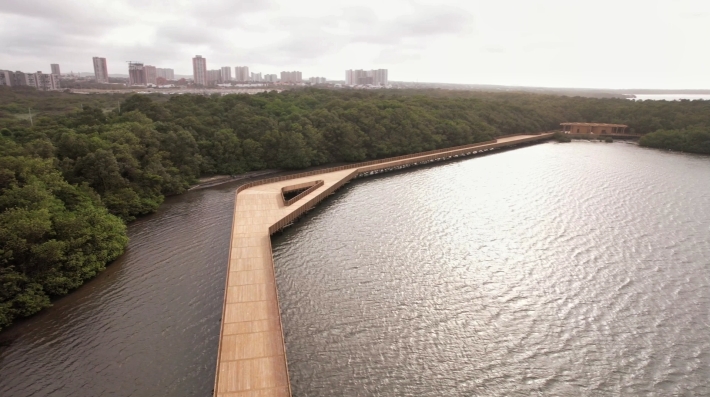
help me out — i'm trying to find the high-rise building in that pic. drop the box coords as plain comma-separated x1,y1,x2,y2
221,67,232,82
357,70,370,85
37,72,60,90
264,74,278,83
372,69,388,86
280,71,302,83
309,77,326,84
1,70,27,87
345,69,388,86
51,64,61,75
234,66,249,82
128,62,147,85
192,55,207,85
0,70,60,90
144,65,157,85
207,69,222,85
93,57,109,83
356,69,366,84
0,70,12,86
345,69,367,85
156,68,175,80
250,72,262,82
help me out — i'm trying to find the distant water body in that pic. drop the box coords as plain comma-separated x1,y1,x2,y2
1,142,708,397
630,94,710,101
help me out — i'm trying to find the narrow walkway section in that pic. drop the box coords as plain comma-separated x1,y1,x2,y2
214,133,553,397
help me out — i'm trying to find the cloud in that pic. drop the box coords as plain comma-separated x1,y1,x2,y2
385,6,473,37
238,4,473,66
375,47,422,64
156,23,225,46
484,47,505,54
2,0,709,88
0,0,128,35
190,0,275,27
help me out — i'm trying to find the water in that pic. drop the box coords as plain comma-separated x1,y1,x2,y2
0,185,239,396
0,142,708,397
630,94,710,101
272,142,710,396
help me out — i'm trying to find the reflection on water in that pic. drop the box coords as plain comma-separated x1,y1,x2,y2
273,142,710,396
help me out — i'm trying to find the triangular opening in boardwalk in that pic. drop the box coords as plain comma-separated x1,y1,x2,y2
281,180,324,206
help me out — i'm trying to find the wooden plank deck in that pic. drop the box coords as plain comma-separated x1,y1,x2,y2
213,133,553,397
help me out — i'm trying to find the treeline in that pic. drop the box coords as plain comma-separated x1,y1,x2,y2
0,86,134,122
2,88,710,330
639,127,710,154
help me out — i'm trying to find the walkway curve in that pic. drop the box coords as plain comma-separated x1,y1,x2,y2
213,133,554,397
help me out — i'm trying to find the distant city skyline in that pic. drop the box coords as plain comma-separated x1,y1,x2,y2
346,69,388,86
1,0,710,89
0,70,60,90
280,71,302,84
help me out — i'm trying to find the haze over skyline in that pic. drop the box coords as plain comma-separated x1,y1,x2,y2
1,0,709,89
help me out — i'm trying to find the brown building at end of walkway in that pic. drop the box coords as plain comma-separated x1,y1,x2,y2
561,122,628,134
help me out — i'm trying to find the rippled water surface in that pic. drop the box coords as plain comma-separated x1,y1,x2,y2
273,142,710,396
1,142,708,397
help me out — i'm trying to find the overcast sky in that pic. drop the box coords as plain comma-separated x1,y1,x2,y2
1,0,709,89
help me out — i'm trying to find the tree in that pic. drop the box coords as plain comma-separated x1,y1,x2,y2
0,155,127,330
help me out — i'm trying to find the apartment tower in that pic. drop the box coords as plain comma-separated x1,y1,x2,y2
156,68,175,80
144,65,157,85
234,66,249,82
92,57,109,83
220,66,232,82
345,68,388,85
207,69,222,85
128,62,147,85
280,71,302,83
192,55,207,85
0,70,60,90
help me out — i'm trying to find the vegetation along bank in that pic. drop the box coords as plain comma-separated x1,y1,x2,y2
1,87,709,330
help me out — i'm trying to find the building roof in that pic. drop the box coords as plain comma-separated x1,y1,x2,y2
560,122,628,127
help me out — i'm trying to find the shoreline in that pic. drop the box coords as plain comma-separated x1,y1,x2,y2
188,170,281,191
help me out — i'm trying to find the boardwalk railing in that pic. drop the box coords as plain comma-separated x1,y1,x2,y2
282,180,325,206
269,170,360,234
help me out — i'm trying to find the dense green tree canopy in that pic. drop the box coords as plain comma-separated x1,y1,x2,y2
0,144,127,329
1,88,709,330
640,127,710,154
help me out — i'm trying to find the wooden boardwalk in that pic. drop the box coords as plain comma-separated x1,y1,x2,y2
213,133,553,397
